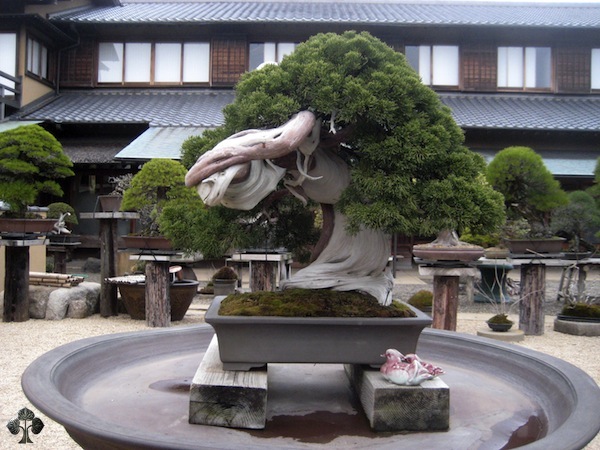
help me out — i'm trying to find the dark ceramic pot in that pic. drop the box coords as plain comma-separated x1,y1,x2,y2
121,235,173,250
504,238,565,255
118,280,199,321
205,296,432,370
486,321,513,332
212,279,237,296
412,246,484,262
0,218,56,235
98,195,122,212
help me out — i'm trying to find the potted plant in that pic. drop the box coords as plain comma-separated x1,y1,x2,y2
98,174,132,212
182,32,505,367
211,266,238,296
116,265,200,321
0,125,74,235
486,313,514,332
551,191,599,260
486,146,569,255
46,202,79,244
120,159,198,249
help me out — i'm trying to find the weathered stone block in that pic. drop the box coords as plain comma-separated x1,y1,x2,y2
46,282,101,320
345,364,449,432
189,336,268,429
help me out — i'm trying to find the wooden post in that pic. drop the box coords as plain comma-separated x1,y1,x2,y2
519,263,545,336
432,275,459,331
99,219,118,317
418,266,477,332
145,260,170,327
250,261,276,292
3,246,30,322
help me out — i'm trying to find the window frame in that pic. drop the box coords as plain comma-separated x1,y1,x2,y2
592,48,600,91
248,42,297,71
497,46,553,91
26,34,51,81
97,41,211,86
405,44,460,88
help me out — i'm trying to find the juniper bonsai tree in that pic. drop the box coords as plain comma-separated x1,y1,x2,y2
0,125,73,217
121,158,199,236
551,191,600,252
486,146,568,237
183,31,505,303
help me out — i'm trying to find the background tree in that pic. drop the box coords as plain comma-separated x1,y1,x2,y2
551,190,600,251
121,159,199,236
486,146,568,237
182,31,504,257
0,125,73,217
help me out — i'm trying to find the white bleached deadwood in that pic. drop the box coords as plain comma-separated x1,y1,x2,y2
186,111,394,304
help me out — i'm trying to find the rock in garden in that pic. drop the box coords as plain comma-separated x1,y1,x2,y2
45,282,101,320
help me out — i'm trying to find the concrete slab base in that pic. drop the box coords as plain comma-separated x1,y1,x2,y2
554,318,600,336
189,336,268,429
344,364,449,432
477,328,525,342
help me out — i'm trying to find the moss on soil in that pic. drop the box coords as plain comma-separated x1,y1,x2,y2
560,303,600,319
488,313,513,325
218,288,416,318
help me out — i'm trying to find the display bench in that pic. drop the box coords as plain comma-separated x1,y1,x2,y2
226,251,293,291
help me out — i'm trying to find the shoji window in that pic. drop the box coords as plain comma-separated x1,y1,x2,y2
498,46,552,89
405,45,459,86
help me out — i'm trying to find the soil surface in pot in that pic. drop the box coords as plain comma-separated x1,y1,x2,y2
219,289,415,318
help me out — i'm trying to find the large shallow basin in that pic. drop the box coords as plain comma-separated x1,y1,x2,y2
22,325,600,449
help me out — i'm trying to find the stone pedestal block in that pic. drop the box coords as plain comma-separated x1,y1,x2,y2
345,364,449,432
189,336,268,429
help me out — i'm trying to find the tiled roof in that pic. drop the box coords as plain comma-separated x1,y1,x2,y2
440,94,600,131
18,90,232,127
49,1,600,28
115,126,208,160
18,89,600,133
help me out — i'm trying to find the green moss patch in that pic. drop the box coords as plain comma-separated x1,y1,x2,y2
560,303,600,319
218,289,416,318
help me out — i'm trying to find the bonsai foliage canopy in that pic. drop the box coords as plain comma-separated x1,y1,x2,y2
182,31,505,240
121,158,200,236
0,125,73,217
486,146,568,236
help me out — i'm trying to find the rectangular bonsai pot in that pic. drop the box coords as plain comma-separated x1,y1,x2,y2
205,296,432,370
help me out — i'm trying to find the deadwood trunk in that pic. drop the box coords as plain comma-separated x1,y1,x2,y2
251,261,276,292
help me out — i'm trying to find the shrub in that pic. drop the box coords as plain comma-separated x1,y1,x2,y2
408,290,433,309
47,202,78,225
212,266,238,281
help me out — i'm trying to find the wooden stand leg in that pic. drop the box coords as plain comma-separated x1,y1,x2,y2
99,219,118,317
432,275,459,331
3,246,30,322
250,261,276,292
519,263,545,336
52,250,67,274
145,261,170,327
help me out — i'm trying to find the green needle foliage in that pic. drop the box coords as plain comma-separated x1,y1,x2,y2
486,146,568,235
0,125,73,217
182,31,505,249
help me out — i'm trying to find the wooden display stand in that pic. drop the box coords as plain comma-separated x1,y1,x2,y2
80,212,138,317
1,237,45,322
418,265,478,331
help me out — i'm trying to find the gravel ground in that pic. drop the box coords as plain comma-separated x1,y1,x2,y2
0,265,598,450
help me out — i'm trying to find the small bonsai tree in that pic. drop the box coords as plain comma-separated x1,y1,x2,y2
486,146,568,238
0,125,73,217
47,202,78,226
212,266,238,281
551,191,600,252
121,159,198,236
